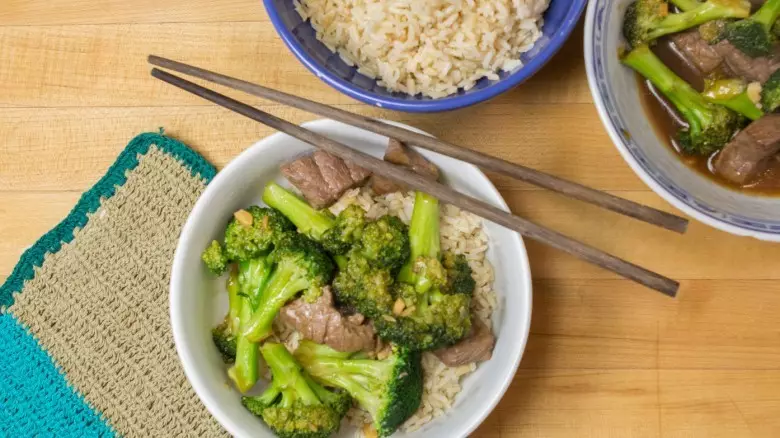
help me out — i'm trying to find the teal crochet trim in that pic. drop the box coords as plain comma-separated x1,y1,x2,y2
0,313,116,437
0,132,216,310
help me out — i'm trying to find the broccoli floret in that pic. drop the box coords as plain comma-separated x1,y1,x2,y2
242,234,334,342
212,268,242,362
242,343,349,438
295,340,422,437
202,240,229,275
320,204,367,254
352,215,410,272
623,44,745,155
332,254,396,319
720,0,780,57
375,192,472,350
224,206,296,262
762,69,780,112
442,252,476,296
263,182,336,241
703,78,764,120
228,256,274,393
374,282,472,351
623,0,750,48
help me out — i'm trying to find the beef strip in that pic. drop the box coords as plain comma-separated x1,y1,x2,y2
670,29,780,84
280,155,335,208
433,319,496,366
312,150,355,196
371,138,441,195
345,160,371,184
281,151,372,208
713,41,780,84
714,114,780,185
670,30,724,77
279,287,376,353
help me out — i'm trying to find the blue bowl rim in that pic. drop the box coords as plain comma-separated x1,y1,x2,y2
263,0,588,113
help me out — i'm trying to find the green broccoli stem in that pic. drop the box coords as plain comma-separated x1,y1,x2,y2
301,357,382,416
263,182,334,240
752,0,780,31
229,297,259,393
703,79,763,120
238,256,273,307
261,343,321,405
623,45,714,136
408,192,440,260
648,0,751,40
226,269,242,334
397,192,440,291
242,264,311,342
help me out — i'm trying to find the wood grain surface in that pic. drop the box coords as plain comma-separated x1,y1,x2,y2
2,2,779,437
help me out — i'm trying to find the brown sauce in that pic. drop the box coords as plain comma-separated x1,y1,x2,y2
637,37,780,196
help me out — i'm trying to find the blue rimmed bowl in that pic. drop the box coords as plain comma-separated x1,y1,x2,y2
263,0,587,112
585,0,780,241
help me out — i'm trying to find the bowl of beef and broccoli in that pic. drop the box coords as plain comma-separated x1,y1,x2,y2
586,0,780,240
169,119,532,438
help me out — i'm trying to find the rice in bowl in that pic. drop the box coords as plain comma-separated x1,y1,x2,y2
293,0,550,98
273,187,497,436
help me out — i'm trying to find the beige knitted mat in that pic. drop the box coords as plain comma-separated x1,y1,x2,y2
2,134,228,437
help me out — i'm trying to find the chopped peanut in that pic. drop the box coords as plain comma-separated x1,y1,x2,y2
234,209,253,227
363,424,378,438
401,305,416,317
262,214,269,229
382,315,396,323
392,298,406,315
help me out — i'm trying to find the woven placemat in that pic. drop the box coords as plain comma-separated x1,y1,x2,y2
0,133,228,437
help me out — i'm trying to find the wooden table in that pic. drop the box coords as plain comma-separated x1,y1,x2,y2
2,2,780,437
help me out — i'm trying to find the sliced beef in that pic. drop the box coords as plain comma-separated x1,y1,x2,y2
280,155,334,208
345,160,371,184
281,151,371,208
279,287,376,353
714,114,780,185
371,138,441,195
670,29,780,84
713,40,780,84
433,319,496,367
312,150,355,196
670,30,724,77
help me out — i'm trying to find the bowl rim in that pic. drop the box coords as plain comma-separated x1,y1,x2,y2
169,119,534,437
262,0,588,113
584,0,780,242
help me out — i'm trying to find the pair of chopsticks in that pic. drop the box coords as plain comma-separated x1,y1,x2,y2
148,55,687,297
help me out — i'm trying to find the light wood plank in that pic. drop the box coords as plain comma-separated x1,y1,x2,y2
660,371,780,438
0,23,591,108
473,370,780,437
504,190,780,280
0,104,639,192
479,370,660,438
0,0,266,26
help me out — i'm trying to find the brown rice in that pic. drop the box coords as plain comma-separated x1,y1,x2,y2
293,0,550,98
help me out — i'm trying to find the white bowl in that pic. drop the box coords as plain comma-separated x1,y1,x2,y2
169,119,533,437
585,0,780,241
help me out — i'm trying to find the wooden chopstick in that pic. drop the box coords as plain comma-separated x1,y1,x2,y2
150,68,679,297
148,55,689,235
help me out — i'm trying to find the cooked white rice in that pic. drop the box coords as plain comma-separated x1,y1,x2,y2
293,0,550,98
274,188,497,436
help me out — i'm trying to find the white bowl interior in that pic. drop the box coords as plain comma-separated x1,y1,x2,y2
170,119,532,438
586,0,780,240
